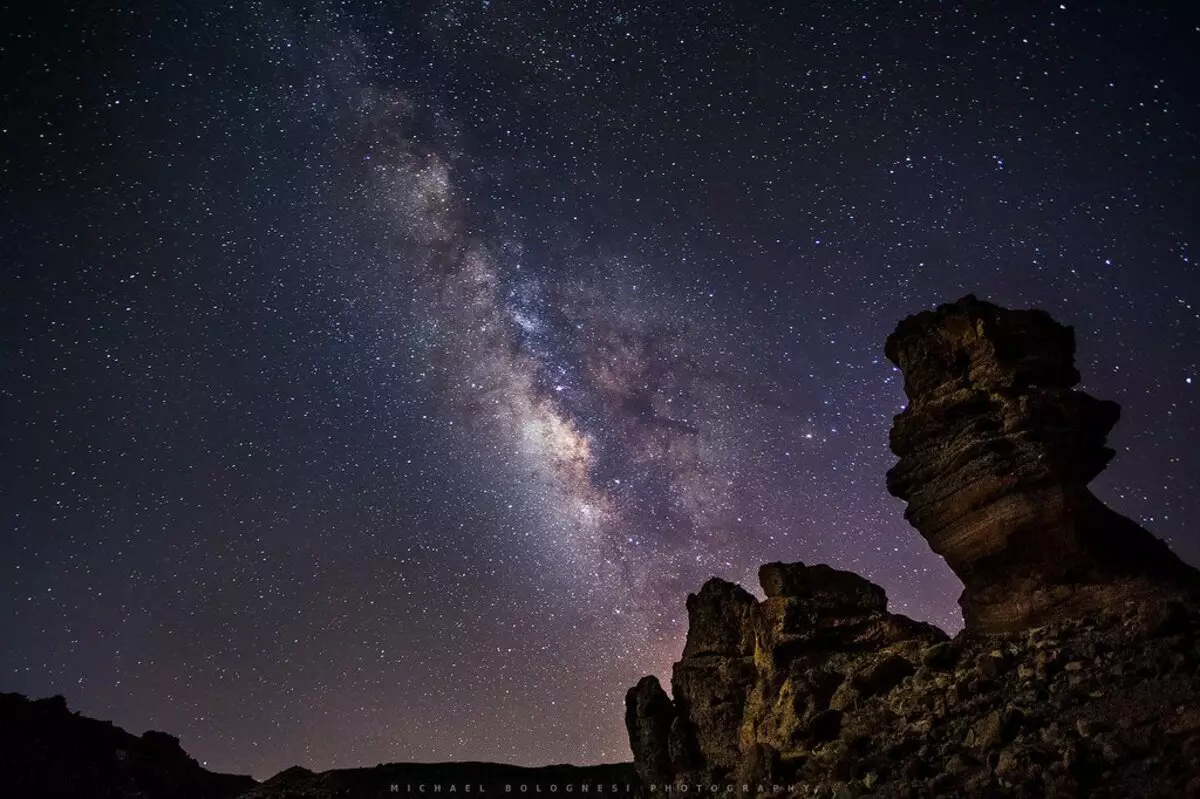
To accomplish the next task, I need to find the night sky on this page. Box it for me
[3,0,1199,781]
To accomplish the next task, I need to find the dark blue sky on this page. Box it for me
[2,0,1198,779]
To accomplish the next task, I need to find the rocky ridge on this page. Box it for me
[626,296,1200,797]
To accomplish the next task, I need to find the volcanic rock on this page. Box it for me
[626,296,1200,796]
[668,578,760,779]
[625,676,674,784]
[627,573,1200,797]
[625,562,945,787]
[885,294,1200,632]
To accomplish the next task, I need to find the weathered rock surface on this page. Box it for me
[625,562,946,788]
[0,692,256,799]
[627,569,1200,798]
[885,294,1200,632]
[671,578,760,777]
[626,297,1200,797]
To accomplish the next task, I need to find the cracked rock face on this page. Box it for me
[885,294,1200,633]
[627,297,1200,796]
[624,562,945,787]
[626,567,1200,798]
[671,578,760,778]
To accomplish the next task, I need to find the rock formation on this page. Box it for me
[629,591,1200,797]
[885,294,1199,632]
[625,562,946,787]
[627,296,1200,797]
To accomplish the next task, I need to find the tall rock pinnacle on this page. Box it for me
[625,296,1200,795]
[885,294,1199,632]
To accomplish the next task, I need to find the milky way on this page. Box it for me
[340,72,819,636]
[3,0,1198,780]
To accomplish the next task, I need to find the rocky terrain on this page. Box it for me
[0,692,256,799]
[626,296,1200,797]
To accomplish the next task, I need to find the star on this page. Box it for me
[1,0,1197,780]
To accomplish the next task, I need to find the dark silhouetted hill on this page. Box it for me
[0,692,255,799]
[0,692,636,799]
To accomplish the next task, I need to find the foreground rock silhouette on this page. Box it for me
[0,692,636,799]
[627,296,1200,797]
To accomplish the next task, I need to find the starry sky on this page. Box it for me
[2,0,1199,781]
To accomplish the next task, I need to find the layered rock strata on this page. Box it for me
[885,294,1199,632]
[627,297,1200,797]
